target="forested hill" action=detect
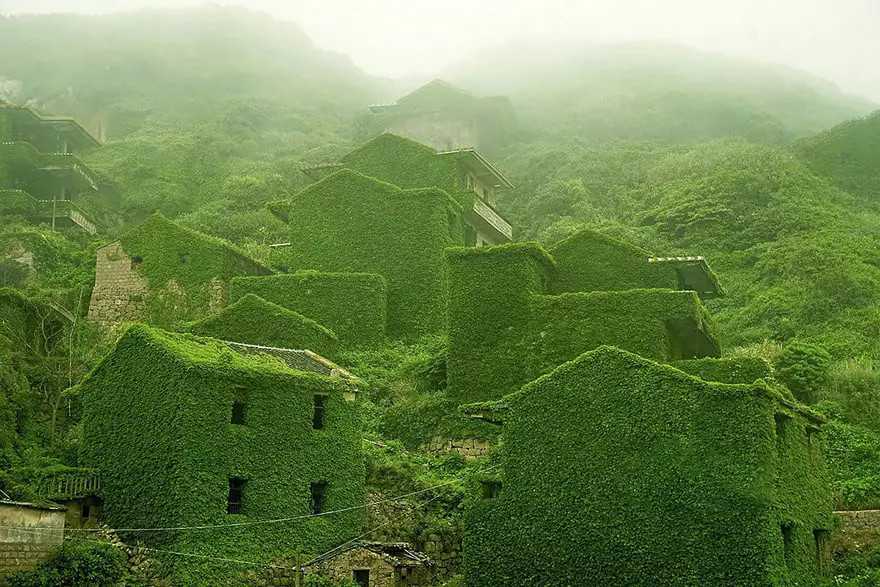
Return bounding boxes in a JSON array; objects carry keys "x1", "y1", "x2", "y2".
[{"x1": 443, "y1": 41, "x2": 876, "y2": 144}]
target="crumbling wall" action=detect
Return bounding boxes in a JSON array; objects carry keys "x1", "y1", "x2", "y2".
[{"x1": 87, "y1": 242, "x2": 148, "y2": 329}]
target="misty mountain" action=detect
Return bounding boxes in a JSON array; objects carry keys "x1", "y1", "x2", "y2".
[
  {"x1": 444, "y1": 41, "x2": 876, "y2": 144},
  {"x1": 0, "y1": 5, "x2": 387, "y2": 138}
]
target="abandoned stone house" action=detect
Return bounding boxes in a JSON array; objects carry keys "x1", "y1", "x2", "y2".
[
  {"x1": 445, "y1": 229, "x2": 724, "y2": 405},
  {"x1": 0, "y1": 101, "x2": 101, "y2": 234},
  {"x1": 78, "y1": 325, "x2": 365, "y2": 584},
  {"x1": 461, "y1": 346, "x2": 832, "y2": 587},
  {"x1": 0, "y1": 500, "x2": 65, "y2": 579},
  {"x1": 363, "y1": 79, "x2": 516, "y2": 157},
  {"x1": 304, "y1": 542, "x2": 435, "y2": 587},
  {"x1": 87, "y1": 213, "x2": 272, "y2": 329}
]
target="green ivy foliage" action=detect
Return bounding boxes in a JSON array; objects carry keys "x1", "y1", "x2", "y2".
[
  {"x1": 462, "y1": 346, "x2": 830, "y2": 587},
  {"x1": 776, "y1": 342, "x2": 833, "y2": 405},
  {"x1": 671, "y1": 357, "x2": 772, "y2": 384},
  {"x1": 118, "y1": 213, "x2": 272, "y2": 326},
  {"x1": 446, "y1": 243, "x2": 718, "y2": 403},
  {"x1": 797, "y1": 110, "x2": 880, "y2": 201},
  {"x1": 79, "y1": 325, "x2": 364, "y2": 586},
  {"x1": 548, "y1": 229, "x2": 721, "y2": 297},
  {"x1": 186, "y1": 294, "x2": 339, "y2": 358},
  {"x1": 266, "y1": 168, "x2": 463, "y2": 340},
  {"x1": 231, "y1": 271, "x2": 387, "y2": 349},
  {"x1": 7, "y1": 540, "x2": 127, "y2": 587}
]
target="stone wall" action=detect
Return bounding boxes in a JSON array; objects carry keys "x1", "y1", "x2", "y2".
[
  {"x1": 416, "y1": 535, "x2": 460, "y2": 582},
  {"x1": 0, "y1": 501, "x2": 64, "y2": 578},
  {"x1": 835, "y1": 509, "x2": 880, "y2": 532},
  {"x1": 424, "y1": 437, "x2": 494, "y2": 459},
  {"x1": 87, "y1": 242, "x2": 149, "y2": 329}
]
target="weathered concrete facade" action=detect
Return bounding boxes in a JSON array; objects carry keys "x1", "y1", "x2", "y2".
[{"x1": 0, "y1": 501, "x2": 64, "y2": 578}]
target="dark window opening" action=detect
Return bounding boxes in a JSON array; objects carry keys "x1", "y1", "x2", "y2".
[
  {"x1": 310, "y1": 482, "x2": 327, "y2": 515},
  {"x1": 814, "y1": 529, "x2": 829, "y2": 576},
  {"x1": 781, "y1": 523, "x2": 795, "y2": 567},
  {"x1": 313, "y1": 395, "x2": 327, "y2": 430},
  {"x1": 481, "y1": 481, "x2": 502, "y2": 500},
  {"x1": 130, "y1": 256, "x2": 143, "y2": 270},
  {"x1": 227, "y1": 478, "x2": 245, "y2": 514},
  {"x1": 231, "y1": 401, "x2": 246, "y2": 425},
  {"x1": 81, "y1": 503, "x2": 91, "y2": 519},
  {"x1": 353, "y1": 569, "x2": 369, "y2": 587},
  {"x1": 774, "y1": 413, "x2": 790, "y2": 445},
  {"x1": 179, "y1": 252, "x2": 190, "y2": 264}
]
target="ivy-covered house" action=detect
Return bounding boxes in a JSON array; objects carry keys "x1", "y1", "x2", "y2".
[
  {"x1": 360, "y1": 79, "x2": 516, "y2": 157},
  {"x1": 79, "y1": 325, "x2": 364, "y2": 586},
  {"x1": 86, "y1": 213, "x2": 273, "y2": 329},
  {"x1": 461, "y1": 346, "x2": 831, "y2": 587},
  {"x1": 445, "y1": 230, "x2": 723, "y2": 404},
  {"x1": 0, "y1": 101, "x2": 101, "y2": 234},
  {"x1": 267, "y1": 168, "x2": 463, "y2": 340}
]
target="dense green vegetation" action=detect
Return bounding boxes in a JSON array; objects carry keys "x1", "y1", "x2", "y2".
[{"x1": 1, "y1": 5, "x2": 880, "y2": 585}]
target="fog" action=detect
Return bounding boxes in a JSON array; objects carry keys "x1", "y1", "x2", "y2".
[{"x1": 2, "y1": 0, "x2": 879, "y2": 101}]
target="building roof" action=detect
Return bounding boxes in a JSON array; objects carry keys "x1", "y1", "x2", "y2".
[
  {"x1": 437, "y1": 147, "x2": 514, "y2": 190},
  {"x1": 0, "y1": 500, "x2": 65, "y2": 512},
  {"x1": 222, "y1": 341, "x2": 356, "y2": 383},
  {"x1": 0, "y1": 103, "x2": 101, "y2": 149},
  {"x1": 305, "y1": 542, "x2": 433, "y2": 568},
  {"x1": 462, "y1": 345, "x2": 826, "y2": 425}
]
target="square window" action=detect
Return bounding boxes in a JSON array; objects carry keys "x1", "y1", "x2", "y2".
[
  {"x1": 481, "y1": 481, "x2": 502, "y2": 500},
  {"x1": 353, "y1": 569, "x2": 369, "y2": 587}
]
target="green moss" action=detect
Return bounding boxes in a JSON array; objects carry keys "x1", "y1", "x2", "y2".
[
  {"x1": 186, "y1": 294, "x2": 338, "y2": 358},
  {"x1": 266, "y1": 169, "x2": 463, "y2": 340},
  {"x1": 231, "y1": 271, "x2": 387, "y2": 349},
  {"x1": 672, "y1": 356, "x2": 772, "y2": 384},
  {"x1": 463, "y1": 346, "x2": 831, "y2": 587},
  {"x1": 446, "y1": 243, "x2": 719, "y2": 404},
  {"x1": 80, "y1": 325, "x2": 364, "y2": 586}
]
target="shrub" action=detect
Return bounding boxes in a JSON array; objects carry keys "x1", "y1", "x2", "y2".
[
  {"x1": 776, "y1": 341, "x2": 832, "y2": 404},
  {"x1": 7, "y1": 540, "x2": 127, "y2": 587}
]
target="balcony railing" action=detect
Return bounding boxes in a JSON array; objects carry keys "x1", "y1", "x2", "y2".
[
  {"x1": 473, "y1": 198, "x2": 513, "y2": 241},
  {"x1": 41, "y1": 471, "x2": 101, "y2": 499},
  {"x1": 1, "y1": 189, "x2": 98, "y2": 234}
]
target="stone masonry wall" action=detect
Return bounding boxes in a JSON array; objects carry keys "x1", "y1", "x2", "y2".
[
  {"x1": 0, "y1": 502, "x2": 64, "y2": 578},
  {"x1": 87, "y1": 242, "x2": 149, "y2": 329},
  {"x1": 424, "y1": 437, "x2": 494, "y2": 459},
  {"x1": 835, "y1": 510, "x2": 880, "y2": 532}
]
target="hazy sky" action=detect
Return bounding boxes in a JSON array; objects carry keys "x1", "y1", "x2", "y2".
[{"x1": 3, "y1": 0, "x2": 879, "y2": 101}]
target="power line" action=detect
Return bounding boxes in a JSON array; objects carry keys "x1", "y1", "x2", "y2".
[{"x1": 0, "y1": 465, "x2": 497, "y2": 535}]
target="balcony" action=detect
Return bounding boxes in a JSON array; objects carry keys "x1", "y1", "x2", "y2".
[
  {"x1": 0, "y1": 189, "x2": 98, "y2": 234},
  {"x1": 470, "y1": 198, "x2": 513, "y2": 243}
]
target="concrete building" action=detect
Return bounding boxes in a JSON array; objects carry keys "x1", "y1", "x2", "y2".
[
  {"x1": 0, "y1": 500, "x2": 64, "y2": 579},
  {"x1": 0, "y1": 101, "x2": 101, "y2": 233}
]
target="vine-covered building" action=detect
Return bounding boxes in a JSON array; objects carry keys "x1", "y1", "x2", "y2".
[
  {"x1": 87, "y1": 213, "x2": 273, "y2": 329},
  {"x1": 79, "y1": 325, "x2": 364, "y2": 585},
  {"x1": 361, "y1": 79, "x2": 516, "y2": 157},
  {"x1": 445, "y1": 230, "x2": 723, "y2": 404},
  {"x1": 461, "y1": 346, "x2": 831, "y2": 586},
  {"x1": 0, "y1": 101, "x2": 101, "y2": 233}
]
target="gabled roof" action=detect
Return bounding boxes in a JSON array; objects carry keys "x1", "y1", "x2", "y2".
[
  {"x1": 117, "y1": 213, "x2": 273, "y2": 275},
  {"x1": 461, "y1": 345, "x2": 824, "y2": 425}
]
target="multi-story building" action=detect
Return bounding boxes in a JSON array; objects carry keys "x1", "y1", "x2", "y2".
[{"x1": 0, "y1": 101, "x2": 101, "y2": 233}]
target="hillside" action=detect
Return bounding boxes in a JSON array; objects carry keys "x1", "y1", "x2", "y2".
[
  {"x1": 445, "y1": 41, "x2": 876, "y2": 144},
  {"x1": 797, "y1": 110, "x2": 880, "y2": 201}
]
